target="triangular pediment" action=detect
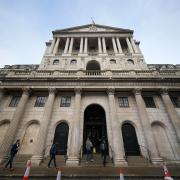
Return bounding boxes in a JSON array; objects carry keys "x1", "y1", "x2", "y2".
[{"x1": 53, "y1": 24, "x2": 133, "y2": 34}]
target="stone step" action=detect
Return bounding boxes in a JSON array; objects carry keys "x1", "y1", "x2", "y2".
[
  {"x1": 0, "y1": 166, "x2": 180, "y2": 179},
  {"x1": 127, "y1": 156, "x2": 151, "y2": 166},
  {"x1": 80, "y1": 154, "x2": 113, "y2": 166}
]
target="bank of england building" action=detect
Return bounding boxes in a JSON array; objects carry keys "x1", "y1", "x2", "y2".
[{"x1": 0, "y1": 24, "x2": 180, "y2": 166}]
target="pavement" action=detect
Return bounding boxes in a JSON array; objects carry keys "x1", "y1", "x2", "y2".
[{"x1": 0, "y1": 165, "x2": 180, "y2": 179}]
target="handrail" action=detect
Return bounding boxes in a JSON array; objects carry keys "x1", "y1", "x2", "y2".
[
  {"x1": 79, "y1": 145, "x2": 83, "y2": 161},
  {"x1": 138, "y1": 144, "x2": 152, "y2": 163},
  {"x1": 42, "y1": 144, "x2": 51, "y2": 160},
  {"x1": 109, "y1": 145, "x2": 114, "y2": 163}
]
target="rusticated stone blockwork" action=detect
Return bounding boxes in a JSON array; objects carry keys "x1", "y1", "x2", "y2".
[{"x1": 0, "y1": 24, "x2": 180, "y2": 166}]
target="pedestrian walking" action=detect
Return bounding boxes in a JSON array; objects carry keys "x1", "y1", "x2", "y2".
[
  {"x1": 100, "y1": 139, "x2": 107, "y2": 166},
  {"x1": 85, "y1": 137, "x2": 93, "y2": 162},
  {"x1": 4, "y1": 139, "x2": 20, "y2": 170},
  {"x1": 48, "y1": 143, "x2": 57, "y2": 168}
]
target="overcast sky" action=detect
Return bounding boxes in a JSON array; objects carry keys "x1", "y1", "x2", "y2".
[{"x1": 0, "y1": 0, "x2": 180, "y2": 68}]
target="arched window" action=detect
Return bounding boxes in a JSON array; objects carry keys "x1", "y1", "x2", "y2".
[
  {"x1": 127, "y1": 59, "x2": 134, "y2": 65},
  {"x1": 110, "y1": 59, "x2": 116, "y2": 64},
  {"x1": 53, "y1": 59, "x2": 59, "y2": 65},
  {"x1": 86, "y1": 60, "x2": 100, "y2": 71},
  {"x1": 70, "y1": 59, "x2": 77, "y2": 64}
]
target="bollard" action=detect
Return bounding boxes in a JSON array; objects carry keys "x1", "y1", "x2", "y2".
[
  {"x1": 23, "y1": 160, "x2": 31, "y2": 180},
  {"x1": 56, "y1": 169, "x2": 61, "y2": 180},
  {"x1": 119, "y1": 168, "x2": 124, "y2": 180},
  {"x1": 162, "y1": 162, "x2": 174, "y2": 180}
]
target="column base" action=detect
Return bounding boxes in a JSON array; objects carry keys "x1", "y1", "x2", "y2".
[
  {"x1": 114, "y1": 157, "x2": 128, "y2": 167},
  {"x1": 62, "y1": 53, "x2": 71, "y2": 56},
  {"x1": 115, "y1": 53, "x2": 124, "y2": 56},
  {"x1": 100, "y1": 53, "x2": 108, "y2": 56},
  {"x1": 31, "y1": 155, "x2": 43, "y2": 166},
  {"x1": 151, "y1": 157, "x2": 163, "y2": 164},
  {"x1": 66, "y1": 156, "x2": 79, "y2": 166}
]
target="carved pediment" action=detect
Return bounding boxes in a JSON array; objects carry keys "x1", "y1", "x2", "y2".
[{"x1": 53, "y1": 24, "x2": 133, "y2": 34}]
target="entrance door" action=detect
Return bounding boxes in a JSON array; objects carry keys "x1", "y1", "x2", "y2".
[
  {"x1": 83, "y1": 104, "x2": 108, "y2": 154},
  {"x1": 53, "y1": 122, "x2": 69, "y2": 155},
  {"x1": 122, "y1": 123, "x2": 140, "y2": 156}
]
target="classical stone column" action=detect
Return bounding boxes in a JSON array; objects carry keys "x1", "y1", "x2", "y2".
[
  {"x1": 84, "y1": 37, "x2": 88, "y2": 54},
  {"x1": 31, "y1": 88, "x2": 56, "y2": 165},
  {"x1": 102, "y1": 37, "x2": 107, "y2": 54},
  {"x1": 133, "y1": 89, "x2": 163, "y2": 163},
  {"x1": 53, "y1": 37, "x2": 60, "y2": 54},
  {"x1": 64, "y1": 37, "x2": 70, "y2": 54},
  {"x1": 107, "y1": 88, "x2": 127, "y2": 166},
  {"x1": 116, "y1": 37, "x2": 123, "y2": 54},
  {"x1": 49, "y1": 38, "x2": 56, "y2": 54},
  {"x1": 130, "y1": 37, "x2": 139, "y2": 53},
  {"x1": 126, "y1": 37, "x2": 134, "y2": 54},
  {"x1": 0, "y1": 88, "x2": 30, "y2": 163},
  {"x1": 0, "y1": 88, "x2": 4, "y2": 102},
  {"x1": 160, "y1": 89, "x2": 180, "y2": 141},
  {"x1": 112, "y1": 37, "x2": 118, "y2": 54},
  {"x1": 98, "y1": 37, "x2": 102, "y2": 54},
  {"x1": 66, "y1": 88, "x2": 82, "y2": 166},
  {"x1": 68, "y1": 37, "x2": 74, "y2": 54},
  {"x1": 79, "y1": 37, "x2": 84, "y2": 54}
]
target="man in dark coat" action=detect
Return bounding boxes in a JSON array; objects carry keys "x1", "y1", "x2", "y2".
[
  {"x1": 48, "y1": 143, "x2": 57, "y2": 168},
  {"x1": 4, "y1": 139, "x2": 20, "y2": 170},
  {"x1": 100, "y1": 139, "x2": 107, "y2": 166}
]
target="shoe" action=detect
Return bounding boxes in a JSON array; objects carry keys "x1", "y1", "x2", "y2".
[
  {"x1": 10, "y1": 168, "x2": 14, "y2": 171},
  {"x1": 3, "y1": 167, "x2": 8, "y2": 170}
]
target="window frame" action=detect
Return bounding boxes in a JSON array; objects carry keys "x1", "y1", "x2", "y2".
[
  {"x1": 143, "y1": 96, "x2": 156, "y2": 108},
  {"x1": 110, "y1": 59, "x2": 116, "y2": 64},
  {"x1": 127, "y1": 59, "x2": 134, "y2": 65},
  {"x1": 60, "y1": 96, "x2": 71, "y2": 107},
  {"x1": 9, "y1": 95, "x2": 21, "y2": 107},
  {"x1": 53, "y1": 59, "x2": 59, "y2": 65},
  {"x1": 34, "y1": 96, "x2": 47, "y2": 107},
  {"x1": 70, "y1": 59, "x2": 77, "y2": 65},
  {"x1": 170, "y1": 96, "x2": 180, "y2": 108},
  {"x1": 118, "y1": 97, "x2": 129, "y2": 107}
]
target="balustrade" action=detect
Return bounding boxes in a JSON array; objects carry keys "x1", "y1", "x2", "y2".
[{"x1": 0, "y1": 69, "x2": 180, "y2": 79}]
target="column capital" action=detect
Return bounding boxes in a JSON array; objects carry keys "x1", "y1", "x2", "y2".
[
  {"x1": 74, "y1": 87, "x2": 82, "y2": 94},
  {"x1": 133, "y1": 88, "x2": 142, "y2": 95},
  {"x1": 48, "y1": 88, "x2": 56, "y2": 94},
  {"x1": 22, "y1": 88, "x2": 31, "y2": 95},
  {"x1": 107, "y1": 88, "x2": 115, "y2": 95},
  {"x1": 160, "y1": 88, "x2": 169, "y2": 95}
]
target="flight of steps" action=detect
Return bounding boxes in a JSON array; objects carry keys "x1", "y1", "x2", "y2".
[
  {"x1": 9, "y1": 154, "x2": 32, "y2": 167},
  {"x1": 41, "y1": 155, "x2": 67, "y2": 167},
  {"x1": 80, "y1": 154, "x2": 113, "y2": 166},
  {"x1": 127, "y1": 156, "x2": 151, "y2": 166}
]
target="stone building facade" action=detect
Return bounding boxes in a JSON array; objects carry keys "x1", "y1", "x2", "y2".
[{"x1": 0, "y1": 24, "x2": 180, "y2": 166}]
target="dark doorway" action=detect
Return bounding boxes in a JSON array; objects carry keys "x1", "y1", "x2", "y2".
[
  {"x1": 53, "y1": 122, "x2": 69, "y2": 155},
  {"x1": 83, "y1": 104, "x2": 108, "y2": 154},
  {"x1": 122, "y1": 123, "x2": 140, "y2": 156}
]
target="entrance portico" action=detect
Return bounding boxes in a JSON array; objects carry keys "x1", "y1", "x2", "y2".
[{"x1": 83, "y1": 104, "x2": 108, "y2": 154}]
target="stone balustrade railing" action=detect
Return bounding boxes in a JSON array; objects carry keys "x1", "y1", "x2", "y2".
[{"x1": 0, "y1": 69, "x2": 180, "y2": 79}]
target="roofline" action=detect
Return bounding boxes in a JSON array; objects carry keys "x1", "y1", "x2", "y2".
[{"x1": 52, "y1": 24, "x2": 133, "y2": 35}]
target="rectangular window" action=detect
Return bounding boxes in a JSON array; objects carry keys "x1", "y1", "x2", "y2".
[
  {"x1": 60, "y1": 96, "x2": 71, "y2": 107},
  {"x1": 143, "y1": 97, "x2": 156, "y2": 108},
  {"x1": 170, "y1": 96, "x2": 180, "y2": 108},
  {"x1": 118, "y1": 97, "x2": 129, "y2": 107},
  {"x1": 34, "y1": 96, "x2": 47, "y2": 107},
  {"x1": 9, "y1": 96, "x2": 21, "y2": 107}
]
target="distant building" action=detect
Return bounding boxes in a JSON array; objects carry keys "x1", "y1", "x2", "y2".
[{"x1": 0, "y1": 24, "x2": 180, "y2": 166}]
